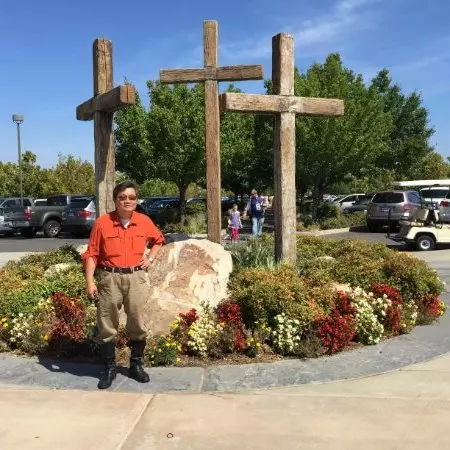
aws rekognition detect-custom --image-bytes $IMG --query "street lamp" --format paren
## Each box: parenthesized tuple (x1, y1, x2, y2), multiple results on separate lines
(12, 114, 24, 206)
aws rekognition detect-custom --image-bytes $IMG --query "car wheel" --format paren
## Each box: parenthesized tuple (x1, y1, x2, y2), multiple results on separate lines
(43, 220, 61, 238)
(20, 228, 36, 238)
(415, 235, 435, 251)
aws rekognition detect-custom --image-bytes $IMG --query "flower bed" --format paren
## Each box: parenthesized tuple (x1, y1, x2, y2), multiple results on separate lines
(0, 237, 446, 366)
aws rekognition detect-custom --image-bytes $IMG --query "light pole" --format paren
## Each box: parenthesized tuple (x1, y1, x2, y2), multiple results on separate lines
(12, 114, 24, 206)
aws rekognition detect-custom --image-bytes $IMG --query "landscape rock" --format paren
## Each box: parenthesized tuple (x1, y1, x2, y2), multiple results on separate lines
(44, 263, 76, 278)
(120, 239, 233, 334)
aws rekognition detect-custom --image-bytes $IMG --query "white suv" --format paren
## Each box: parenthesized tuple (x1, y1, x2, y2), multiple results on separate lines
(332, 193, 366, 210)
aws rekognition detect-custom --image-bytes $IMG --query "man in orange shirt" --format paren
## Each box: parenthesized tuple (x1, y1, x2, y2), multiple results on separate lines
(82, 181, 164, 389)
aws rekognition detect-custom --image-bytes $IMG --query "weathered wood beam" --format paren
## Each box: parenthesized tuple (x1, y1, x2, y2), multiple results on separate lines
(76, 85, 136, 121)
(219, 92, 344, 116)
(160, 65, 263, 84)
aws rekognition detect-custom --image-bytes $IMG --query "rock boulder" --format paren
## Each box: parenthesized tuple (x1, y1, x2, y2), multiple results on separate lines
(120, 238, 233, 335)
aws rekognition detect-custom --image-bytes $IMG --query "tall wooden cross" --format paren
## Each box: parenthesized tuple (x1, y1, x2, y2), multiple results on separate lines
(160, 20, 264, 243)
(76, 38, 136, 216)
(220, 34, 344, 264)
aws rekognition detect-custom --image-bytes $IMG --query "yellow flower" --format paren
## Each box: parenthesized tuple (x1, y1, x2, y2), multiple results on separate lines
(177, 345, 182, 352)
(256, 343, 261, 348)
(1, 318, 7, 322)
(176, 357, 181, 363)
(3, 323, 8, 328)
(157, 348, 162, 353)
(43, 335, 49, 341)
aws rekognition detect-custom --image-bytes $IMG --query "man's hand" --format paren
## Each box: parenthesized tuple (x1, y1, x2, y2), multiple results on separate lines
(86, 281, 98, 299)
(139, 256, 154, 269)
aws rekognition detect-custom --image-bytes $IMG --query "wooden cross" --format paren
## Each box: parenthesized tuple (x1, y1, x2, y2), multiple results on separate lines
(160, 20, 264, 243)
(76, 38, 136, 216)
(219, 34, 344, 264)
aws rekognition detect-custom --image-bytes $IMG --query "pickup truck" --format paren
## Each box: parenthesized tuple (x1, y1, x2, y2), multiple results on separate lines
(4, 194, 93, 238)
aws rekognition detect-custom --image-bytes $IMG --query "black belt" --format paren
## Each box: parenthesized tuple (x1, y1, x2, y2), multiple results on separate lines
(100, 265, 143, 274)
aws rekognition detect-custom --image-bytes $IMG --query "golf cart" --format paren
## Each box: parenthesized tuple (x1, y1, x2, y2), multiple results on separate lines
(390, 179, 450, 251)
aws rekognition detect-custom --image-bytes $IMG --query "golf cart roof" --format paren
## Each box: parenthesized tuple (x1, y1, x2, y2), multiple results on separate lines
(392, 179, 450, 188)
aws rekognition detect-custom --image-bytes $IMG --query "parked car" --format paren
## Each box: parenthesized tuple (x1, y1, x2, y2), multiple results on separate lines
(420, 187, 449, 210)
(141, 196, 179, 211)
(61, 196, 96, 237)
(366, 190, 422, 232)
(438, 191, 450, 223)
(4, 194, 92, 238)
(332, 193, 366, 210)
(342, 194, 374, 214)
(147, 198, 182, 227)
(0, 198, 34, 236)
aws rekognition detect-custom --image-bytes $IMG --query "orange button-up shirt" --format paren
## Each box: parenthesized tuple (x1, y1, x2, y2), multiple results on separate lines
(82, 211, 165, 268)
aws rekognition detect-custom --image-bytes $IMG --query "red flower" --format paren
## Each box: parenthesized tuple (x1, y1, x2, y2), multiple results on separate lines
(370, 283, 403, 335)
(316, 292, 356, 354)
(49, 292, 86, 343)
(179, 309, 199, 328)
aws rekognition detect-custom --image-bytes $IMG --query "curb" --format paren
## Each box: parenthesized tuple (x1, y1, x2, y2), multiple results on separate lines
(304, 228, 350, 236)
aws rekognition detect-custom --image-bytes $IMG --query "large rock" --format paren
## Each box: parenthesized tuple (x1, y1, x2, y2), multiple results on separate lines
(120, 239, 233, 335)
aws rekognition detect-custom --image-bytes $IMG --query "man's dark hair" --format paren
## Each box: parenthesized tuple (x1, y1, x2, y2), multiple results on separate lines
(113, 181, 139, 200)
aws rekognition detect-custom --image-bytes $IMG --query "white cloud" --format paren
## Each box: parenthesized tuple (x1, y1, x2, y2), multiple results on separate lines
(220, 0, 385, 62)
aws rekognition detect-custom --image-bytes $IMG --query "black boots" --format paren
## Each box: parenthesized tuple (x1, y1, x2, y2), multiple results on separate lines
(98, 341, 117, 390)
(129, 340, 150, 383)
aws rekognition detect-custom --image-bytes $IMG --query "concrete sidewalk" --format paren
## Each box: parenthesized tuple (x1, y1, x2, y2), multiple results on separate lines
(1, 354, 450, 449)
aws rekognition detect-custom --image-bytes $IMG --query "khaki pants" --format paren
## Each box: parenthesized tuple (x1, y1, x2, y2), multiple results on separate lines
(96, 269, 149, 343)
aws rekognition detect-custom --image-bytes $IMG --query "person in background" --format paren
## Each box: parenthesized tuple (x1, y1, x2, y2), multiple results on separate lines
(243, 189, 267, 236)
(228, 203, 242, 243)
(82, 181, 164, 390)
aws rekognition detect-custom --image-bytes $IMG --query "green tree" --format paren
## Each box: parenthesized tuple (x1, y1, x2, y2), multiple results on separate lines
(371, 69, 434, 178)
(146, 81, 205, 217)
(115, 88, 153, 183)
(220, 85, 256, 197)
(294, 54, 392, 215)
(410, 151, 450, 180)
(43, 154, 94, 194)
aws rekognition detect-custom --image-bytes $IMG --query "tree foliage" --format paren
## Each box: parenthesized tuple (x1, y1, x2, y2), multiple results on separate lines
(0, 152, 94, 198)
(371, 69, 435, 179)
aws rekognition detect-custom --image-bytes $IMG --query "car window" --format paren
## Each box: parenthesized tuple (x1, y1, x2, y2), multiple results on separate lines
(420, 189, 449, 199)
(69, 198, 92, 208)
(372, 192, 404, 204)
(3, 199, 17, 207)
(23, 199, 31, 207)
(47, 196, 68, 206)
(407, 192, 421, 204)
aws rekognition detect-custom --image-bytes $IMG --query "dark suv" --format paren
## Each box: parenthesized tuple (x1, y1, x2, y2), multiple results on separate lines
(61, 196, 96, 237)
(366, 190, 422, 232)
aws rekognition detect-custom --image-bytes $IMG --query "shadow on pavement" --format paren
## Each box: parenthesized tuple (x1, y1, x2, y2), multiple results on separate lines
(36, 356, 128, 379)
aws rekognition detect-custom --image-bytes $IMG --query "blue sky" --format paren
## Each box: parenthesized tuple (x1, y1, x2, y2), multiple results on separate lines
(1, 0, 449, 167)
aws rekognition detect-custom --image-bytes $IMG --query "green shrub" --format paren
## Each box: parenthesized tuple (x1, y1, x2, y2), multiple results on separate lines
(0, 247, 86, 319)
(229, 266, 322, 327)
(227, 235, 276, 270)
(319, 211, 366, 230)
(316, 203, 340, 221)
(185, 202, 206, 216)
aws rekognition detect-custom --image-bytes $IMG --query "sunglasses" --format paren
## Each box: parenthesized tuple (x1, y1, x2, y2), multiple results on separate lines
(117, 195, 137, 201)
